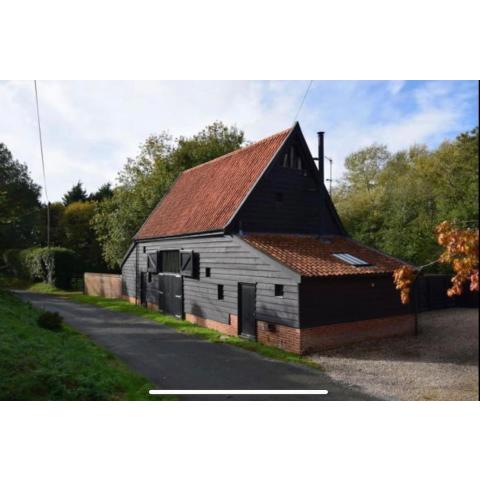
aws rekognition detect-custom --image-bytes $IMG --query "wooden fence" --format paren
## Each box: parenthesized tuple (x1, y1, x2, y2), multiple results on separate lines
(416, 274, 478, 311)
(84, 272, 122, 299)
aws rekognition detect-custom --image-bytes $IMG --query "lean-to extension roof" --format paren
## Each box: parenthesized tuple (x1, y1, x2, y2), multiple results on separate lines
(242, 234, 408, 277)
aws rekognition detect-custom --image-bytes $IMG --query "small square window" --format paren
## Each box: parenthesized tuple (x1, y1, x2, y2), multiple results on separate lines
(205, 267, 211, 277)
(274, 284, 284, 297)
(217, 285, 224, 300)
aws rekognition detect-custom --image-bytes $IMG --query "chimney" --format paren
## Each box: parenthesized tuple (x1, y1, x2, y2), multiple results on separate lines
(317, 131, 325, 184)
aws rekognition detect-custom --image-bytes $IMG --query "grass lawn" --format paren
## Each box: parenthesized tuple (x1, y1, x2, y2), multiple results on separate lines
(0, 288, 165, 400)
(2, 275, 320, 369)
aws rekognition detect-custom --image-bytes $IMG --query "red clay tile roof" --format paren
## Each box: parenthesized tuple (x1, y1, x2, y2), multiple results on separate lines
(135, 127, 293, 239)
(243, 234, 408, 277)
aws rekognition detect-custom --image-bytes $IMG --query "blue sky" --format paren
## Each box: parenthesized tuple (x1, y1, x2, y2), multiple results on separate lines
(0, 80, 477, 202)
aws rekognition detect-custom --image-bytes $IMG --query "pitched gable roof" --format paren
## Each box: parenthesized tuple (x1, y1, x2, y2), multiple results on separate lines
(135, 126, 293, 240)
(242, 234, 408, 277)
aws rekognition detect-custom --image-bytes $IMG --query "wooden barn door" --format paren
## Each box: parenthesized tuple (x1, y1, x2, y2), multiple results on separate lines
(239, 283, 256, 338)
(158, 274, 183, 319)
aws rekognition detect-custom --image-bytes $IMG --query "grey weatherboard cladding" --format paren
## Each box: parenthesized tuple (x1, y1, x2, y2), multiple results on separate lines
(121, 235, 301, 328)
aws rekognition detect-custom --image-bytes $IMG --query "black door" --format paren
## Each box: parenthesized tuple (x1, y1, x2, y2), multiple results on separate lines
(239, 283, 256, 338)
(158, 274, 183, 318)
(140, 272, 147, 306)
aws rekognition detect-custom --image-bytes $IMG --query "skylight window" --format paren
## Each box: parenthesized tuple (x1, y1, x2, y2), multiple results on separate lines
(332, 253, 371, 267)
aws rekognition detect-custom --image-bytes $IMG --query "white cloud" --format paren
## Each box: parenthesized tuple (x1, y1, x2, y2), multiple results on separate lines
(0, 80, 476, 201)
(298, 80, 476, 184)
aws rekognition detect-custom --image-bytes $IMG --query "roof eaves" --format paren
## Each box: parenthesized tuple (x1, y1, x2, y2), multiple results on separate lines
(135, 228, 225, 242)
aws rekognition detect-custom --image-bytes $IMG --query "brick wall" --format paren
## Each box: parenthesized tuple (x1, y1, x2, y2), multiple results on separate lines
(257, 314, 415, 354)
(300, 314, 415, 353)
(185, 313, 239, 336)
(257, 321, 302, 353)
(84, 273, 122, 298)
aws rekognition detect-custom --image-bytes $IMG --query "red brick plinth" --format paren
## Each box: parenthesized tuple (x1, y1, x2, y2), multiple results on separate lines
(185, 313, 238, 336)
(258, 314, 415, 354)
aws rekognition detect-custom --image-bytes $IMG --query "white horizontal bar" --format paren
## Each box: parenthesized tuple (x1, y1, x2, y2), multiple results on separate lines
(149, 390, 328, 395)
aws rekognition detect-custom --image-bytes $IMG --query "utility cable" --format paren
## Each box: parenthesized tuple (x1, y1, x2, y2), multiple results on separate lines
(34, 80, 50, 247)
(293, 80, 313, 122)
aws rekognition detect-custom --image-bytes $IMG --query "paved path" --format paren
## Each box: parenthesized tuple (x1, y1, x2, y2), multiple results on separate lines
(15, 291, 376, 400)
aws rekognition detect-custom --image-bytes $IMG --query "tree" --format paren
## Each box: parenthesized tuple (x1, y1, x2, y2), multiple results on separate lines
(60, 201, 105, 271)
(92, 122, 244, 268)
(393, 222, 479, 304)
(170, 122, 244, 173)
(89, 182, 113, 202)
(0, 143, 41, 251)
(62, 181, 87, 205)
(334, 128, 479, 267)
(344, 143, 390, 192)
(36, 201, 65, 247)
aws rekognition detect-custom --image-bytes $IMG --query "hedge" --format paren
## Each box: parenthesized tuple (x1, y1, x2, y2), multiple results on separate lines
(2, 247, 80, 289)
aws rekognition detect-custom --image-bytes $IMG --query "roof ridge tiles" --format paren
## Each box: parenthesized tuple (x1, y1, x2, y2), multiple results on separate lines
(183, 126, 293, 174)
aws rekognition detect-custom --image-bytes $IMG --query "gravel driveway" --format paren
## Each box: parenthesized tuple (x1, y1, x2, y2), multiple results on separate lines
(309, 308, 479, 400)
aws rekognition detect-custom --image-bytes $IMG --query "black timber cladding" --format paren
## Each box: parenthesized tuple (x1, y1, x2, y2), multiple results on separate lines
(299, 275, 412, 328)
(230, 126, 344, 236)
(121, 234, 301, 328)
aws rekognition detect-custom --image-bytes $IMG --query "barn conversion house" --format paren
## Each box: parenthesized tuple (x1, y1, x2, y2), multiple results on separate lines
(121, 123, 415, 354)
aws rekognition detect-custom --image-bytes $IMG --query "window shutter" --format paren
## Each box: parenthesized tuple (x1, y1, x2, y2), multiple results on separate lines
(180, 250, 194, 277)
(147, 251, 159, 272)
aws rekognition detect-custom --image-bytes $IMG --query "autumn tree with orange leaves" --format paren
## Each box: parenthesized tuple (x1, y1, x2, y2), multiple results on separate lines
(393, 221, 479, 304)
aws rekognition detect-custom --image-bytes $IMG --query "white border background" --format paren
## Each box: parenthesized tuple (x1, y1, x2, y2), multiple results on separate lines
(1, 1, 479, 479)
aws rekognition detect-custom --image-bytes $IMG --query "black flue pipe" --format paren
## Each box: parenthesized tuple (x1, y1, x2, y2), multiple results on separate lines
(317, 131, 325, 184)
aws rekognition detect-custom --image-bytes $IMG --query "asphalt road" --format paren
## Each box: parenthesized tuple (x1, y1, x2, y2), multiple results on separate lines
(14, 291, 376, 401)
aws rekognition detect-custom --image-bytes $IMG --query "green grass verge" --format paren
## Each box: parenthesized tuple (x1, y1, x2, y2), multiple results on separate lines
(0, 274, 31, 290)
(17, 280, 320, 369)
(0, 288, 171, 400)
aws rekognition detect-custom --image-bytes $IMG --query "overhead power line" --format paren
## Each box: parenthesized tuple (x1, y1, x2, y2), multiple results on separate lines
(34, 80, 50, 247)
(293, 80, 313, 123)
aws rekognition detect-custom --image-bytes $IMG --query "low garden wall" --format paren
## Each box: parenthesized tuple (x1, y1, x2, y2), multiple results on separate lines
(84, 272, 122, 298)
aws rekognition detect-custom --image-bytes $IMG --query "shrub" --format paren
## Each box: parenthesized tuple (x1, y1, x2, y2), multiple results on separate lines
(3, 247, 81, 288)
(3, 249, 23, 277)
(37, 311, 63, 331)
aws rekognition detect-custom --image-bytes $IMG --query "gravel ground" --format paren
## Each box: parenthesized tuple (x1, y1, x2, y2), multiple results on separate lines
(309, 308, 479, 401)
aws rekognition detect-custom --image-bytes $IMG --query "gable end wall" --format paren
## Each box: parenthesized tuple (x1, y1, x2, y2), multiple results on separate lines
(232, 129, 343, 235)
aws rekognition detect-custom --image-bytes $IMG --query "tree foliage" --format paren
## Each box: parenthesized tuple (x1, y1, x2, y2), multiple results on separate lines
(3, 247, 79, 288)
(92, 122, 244, 268)
(0, 143, 41, 251)
(62, 181, 88, 205)
(334, 128, 479, 267)
(60, 201, 105, 271)
(393, 222, 479, 304)
(89, 182, 113, 202)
